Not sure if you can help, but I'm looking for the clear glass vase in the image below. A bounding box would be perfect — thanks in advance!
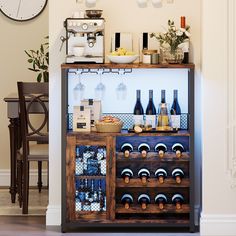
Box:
[162,47,184,64]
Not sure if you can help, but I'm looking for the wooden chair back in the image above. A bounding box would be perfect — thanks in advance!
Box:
[17,82,49,153]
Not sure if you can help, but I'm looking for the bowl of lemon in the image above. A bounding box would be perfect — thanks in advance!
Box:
[107,48,139,64]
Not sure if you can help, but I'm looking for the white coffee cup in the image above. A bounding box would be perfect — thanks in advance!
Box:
[137,0,148,8]
[152,0,162,8]
[73,46,85,57]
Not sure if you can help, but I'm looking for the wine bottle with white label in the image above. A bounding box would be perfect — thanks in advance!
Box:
[154,143,167,158]
[138,194,151,210]
[172,143,185,158]
[145,90,156,129]
[155,168,167,184]
[121,194,133,209]
[120,143,133,158]
[155,193,168,210]
[172,168,184,184]
[138,143,150,158]
[138,168,150,184]
[121,168,134,184]
[157,90,170,128]
[172,193,184,210]
[170,90,181,129]
[133,90,144,127]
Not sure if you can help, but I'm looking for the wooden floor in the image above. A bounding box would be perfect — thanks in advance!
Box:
[0,188,48,215]
[0,216,200,236]
[0,189,200,235]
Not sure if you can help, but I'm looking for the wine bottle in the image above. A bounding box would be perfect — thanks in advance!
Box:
[155,193,167,210]
[145,90,156,129]
[180,16,189,64]
[120,143,133,158]
[133,90,144,127]
[172,143,185,158]
[161,89,166,103]
[138,143,150,158]
[154,143,167,158]
[157,90,170,128]
[121,193,134,209]
[172,168,184,184]
[138,168,150,184]
[170,90,181,129]
[155,168,167,184]
[138,194,151,210]
[121,168,134,184]
[172,193,184,210]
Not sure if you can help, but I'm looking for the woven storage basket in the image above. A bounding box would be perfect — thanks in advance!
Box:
[95,121,123,133]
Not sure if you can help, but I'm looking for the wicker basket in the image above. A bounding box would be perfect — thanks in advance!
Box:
[95,121,123,133]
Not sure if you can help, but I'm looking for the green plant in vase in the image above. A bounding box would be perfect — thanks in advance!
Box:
[150,20,190,63]
[25,36,49,82]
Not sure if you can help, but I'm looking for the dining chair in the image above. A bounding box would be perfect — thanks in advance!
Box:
[17,82,49,214]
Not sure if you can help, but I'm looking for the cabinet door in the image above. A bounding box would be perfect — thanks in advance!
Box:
[66,134,115,223]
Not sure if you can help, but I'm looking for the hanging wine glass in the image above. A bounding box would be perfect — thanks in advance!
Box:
[95,69,105,100]
[73,71,85,101]
[116,69,127,100]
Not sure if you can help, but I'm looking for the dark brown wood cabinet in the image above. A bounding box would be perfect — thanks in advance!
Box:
[61,63,195,232]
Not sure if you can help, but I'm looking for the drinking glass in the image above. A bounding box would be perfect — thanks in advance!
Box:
[74,71,85,101]
[116,70,127,100]
[95,69,105,100]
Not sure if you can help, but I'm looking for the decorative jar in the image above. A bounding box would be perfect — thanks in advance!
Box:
[162,47,184,64]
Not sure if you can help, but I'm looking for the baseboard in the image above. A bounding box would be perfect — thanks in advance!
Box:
[200,213,236,235]
[46,205,61,226]
[0,169,48,187]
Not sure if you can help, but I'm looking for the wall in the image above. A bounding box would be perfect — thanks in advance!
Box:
[0,7,49,185]
[200,0,236,235]
[48,0,201,225]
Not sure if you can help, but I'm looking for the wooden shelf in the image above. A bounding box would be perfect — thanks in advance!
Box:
[116,151,190,161]
[75,175,106,180]
[75,211,106,221]
[67,130,190,138]
[61,63,195,70]
[116,178,190,188]
[116,204,190,214]
[113,219,190,225]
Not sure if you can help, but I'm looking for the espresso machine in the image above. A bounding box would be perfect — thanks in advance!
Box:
[64,18,105,63]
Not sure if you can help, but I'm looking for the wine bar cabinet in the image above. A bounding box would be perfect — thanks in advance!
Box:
[61,63,195,232]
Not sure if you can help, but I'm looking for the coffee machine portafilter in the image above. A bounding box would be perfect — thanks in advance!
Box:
[64,18,105,63]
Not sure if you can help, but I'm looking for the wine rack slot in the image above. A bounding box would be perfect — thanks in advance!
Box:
[116,178,190,188]
[116,151,190,160]
[116,204,190,214]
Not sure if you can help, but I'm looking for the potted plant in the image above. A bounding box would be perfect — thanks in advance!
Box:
[25,36,49,82]
[150,20,190,63]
